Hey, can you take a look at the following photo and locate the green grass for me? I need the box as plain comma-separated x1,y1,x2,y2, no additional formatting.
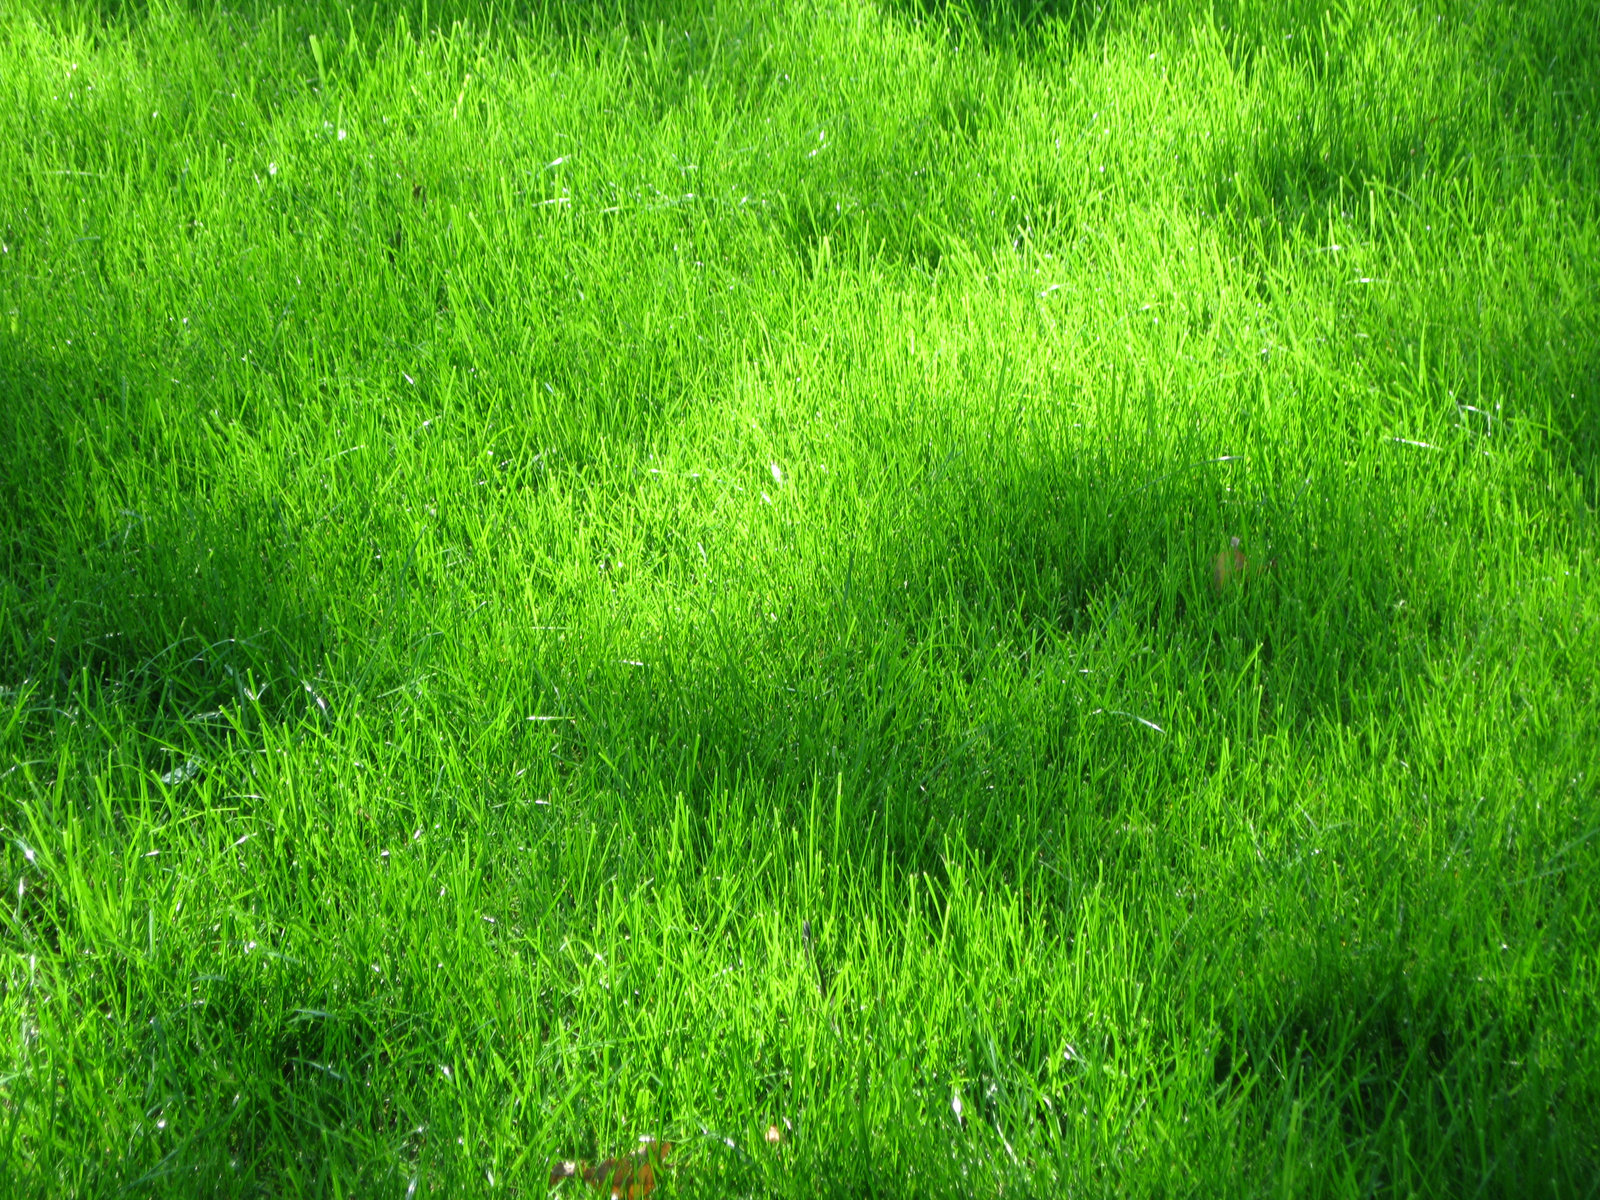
2,0,1598,1194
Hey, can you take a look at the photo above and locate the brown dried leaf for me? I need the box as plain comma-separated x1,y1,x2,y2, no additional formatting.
552,1140,673,1199
1212,537,1248,592
1213,537,1274,593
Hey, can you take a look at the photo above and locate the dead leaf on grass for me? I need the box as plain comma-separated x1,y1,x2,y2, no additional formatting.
549,1139,672,1199
1212,537,1274,593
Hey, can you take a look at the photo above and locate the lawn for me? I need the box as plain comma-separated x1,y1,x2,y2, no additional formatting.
2,0,1598,1195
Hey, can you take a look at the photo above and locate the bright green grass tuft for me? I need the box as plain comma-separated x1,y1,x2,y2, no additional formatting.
2,0,1597,1195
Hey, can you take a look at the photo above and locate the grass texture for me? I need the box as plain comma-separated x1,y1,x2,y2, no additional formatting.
2,0,1598,1194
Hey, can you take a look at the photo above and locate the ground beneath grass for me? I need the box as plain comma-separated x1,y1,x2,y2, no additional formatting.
2,0,1598,1195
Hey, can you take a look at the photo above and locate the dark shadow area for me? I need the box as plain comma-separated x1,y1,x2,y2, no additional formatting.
77,0,778,53
1496,309,1600,511
779,160,963,280
1209,971,1595,1194
878,0,1127,48
1201,104,1465,232
83,0,713,29
874,0,1387,55
0,344,358,760
83,984,422,1193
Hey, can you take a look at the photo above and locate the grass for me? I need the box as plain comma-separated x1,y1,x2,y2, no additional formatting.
1,0,1598,1194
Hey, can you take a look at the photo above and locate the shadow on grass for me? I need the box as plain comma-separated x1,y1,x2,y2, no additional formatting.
878,0,1131,47
80,0,775,48
0,345,343,743
1209,958,1593,1194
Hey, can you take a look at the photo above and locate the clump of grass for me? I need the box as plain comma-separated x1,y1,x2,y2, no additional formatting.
2,0,1597,1195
